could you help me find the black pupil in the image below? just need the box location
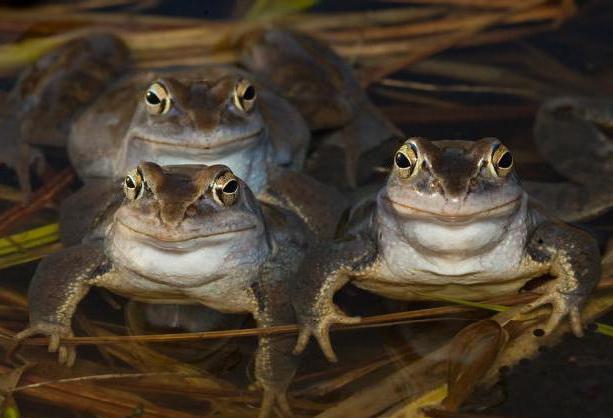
[395,152,411,169]
[223,179,238,194]
[242,85,255,101]
[498,152,513,169]
[146,91,161,105]
[125,177,135,188]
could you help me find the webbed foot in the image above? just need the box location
[293,303,361,362]
[15,322,76,366]
[519,290,585,337]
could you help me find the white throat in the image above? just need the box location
[375,193,531,283]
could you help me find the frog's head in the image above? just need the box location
[125,74,269,192]
[109,162,270,286]
[377,138,525,255]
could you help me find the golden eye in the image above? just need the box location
[394,143,419,178]
[123,169,143,200]
[145,82,171,115]
[212,170,240,207]
[491,144,513,177]
[233,79,256,113]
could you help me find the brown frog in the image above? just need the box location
[68,67,309,194]
[17,163,311,417]
[524,96,613,221]
[238,28,403,188]
[292,138,601,362]
[0,33,129,197]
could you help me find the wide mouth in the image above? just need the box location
[380,194,523,224]
[131,128,264,151]
[116,219,257,245]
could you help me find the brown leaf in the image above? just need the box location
[443,319,509,411]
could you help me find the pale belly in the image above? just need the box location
[96,267,257,314]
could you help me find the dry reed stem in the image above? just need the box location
[360,0,553,85]
[320,5,566,43]
[6,289,598,347]
[0,363,202,418]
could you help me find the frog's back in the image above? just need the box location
[17,33,130,148]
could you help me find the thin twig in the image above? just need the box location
[0,167,75,237]
[13,371,196,392]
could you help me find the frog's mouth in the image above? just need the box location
[381,195,523,224]
[131,128,264,153]
[116,219,257,248]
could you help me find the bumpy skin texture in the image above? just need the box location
[522,221,601,337]
[0,33,129,197]
[68,67,310,195]
[18,163,309,418]
[292,138,602,362]
[525,96,613,221]
[239,28,402,188]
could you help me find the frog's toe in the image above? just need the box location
[568,305,584,338]
[259,388,292,418]
[58,344,77,367]
[15,323,76,366]
[293,326,313,356]
[293,318,339,362]
[316,311,361,362]
[520,292,585,337]
[313,323,338,363]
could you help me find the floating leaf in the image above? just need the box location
[443,320,509,411]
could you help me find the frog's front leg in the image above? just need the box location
[16,242,112,365]
[292,238,374,362]
[521,222,601,336]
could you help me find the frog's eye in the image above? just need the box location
[212,170,240,207]
[123,169,143,200]
[145,82,172,115]
[233,79,257,113]
[491,144,513,177]
[394,143,419,178]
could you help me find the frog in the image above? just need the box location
[67,66,310,194]
[237,28,403,189]
[3,32,346,238]
[523,96,613,221]
[0,32,310,194]
[291,137,601,362]
[59,65,346,244]
[16,162,311,417]
[0,33,130,198]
